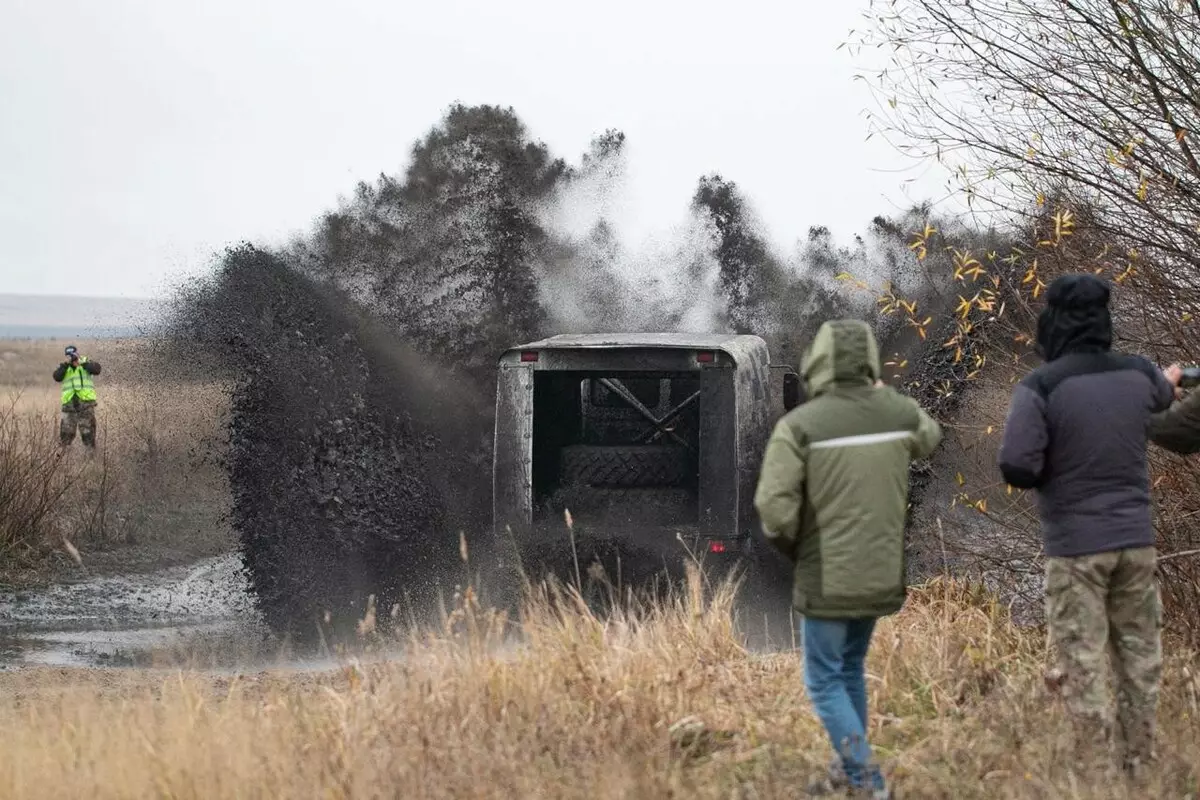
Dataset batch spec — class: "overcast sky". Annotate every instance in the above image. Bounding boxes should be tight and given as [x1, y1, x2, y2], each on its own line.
[0, 0, 943, 299]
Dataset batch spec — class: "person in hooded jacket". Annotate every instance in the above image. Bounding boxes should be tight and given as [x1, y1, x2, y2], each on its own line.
[998, 273, 1177, 777]
[754, 319, 942, 799]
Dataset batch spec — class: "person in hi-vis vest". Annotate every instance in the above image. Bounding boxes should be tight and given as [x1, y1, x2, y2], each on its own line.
[52, 344, 102, 448]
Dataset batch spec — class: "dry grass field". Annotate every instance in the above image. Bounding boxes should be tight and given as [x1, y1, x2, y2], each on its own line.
[0, 573, 1196, 799]
[2, 339, 1198, 799]
[0, 337, 233, 583]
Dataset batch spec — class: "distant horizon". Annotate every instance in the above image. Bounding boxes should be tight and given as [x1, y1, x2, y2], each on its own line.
[0, 293, 166, 337]
[1, 289, 163, 302]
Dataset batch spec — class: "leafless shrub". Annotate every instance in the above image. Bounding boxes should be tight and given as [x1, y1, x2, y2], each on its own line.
[0, 396, 77, 559]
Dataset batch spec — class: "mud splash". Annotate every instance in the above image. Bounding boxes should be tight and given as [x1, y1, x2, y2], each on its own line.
[154, 104, 1011, 645]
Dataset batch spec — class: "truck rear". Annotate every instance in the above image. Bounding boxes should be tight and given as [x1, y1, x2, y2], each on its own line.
[493, 334, 799, 568]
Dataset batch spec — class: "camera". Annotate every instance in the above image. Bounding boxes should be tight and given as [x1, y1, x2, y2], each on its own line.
[1179, 366, 1200, 389]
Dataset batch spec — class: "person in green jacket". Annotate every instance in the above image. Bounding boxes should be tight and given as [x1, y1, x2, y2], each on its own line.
[754, 319, 942, 799]
[53, 344, 102, 448]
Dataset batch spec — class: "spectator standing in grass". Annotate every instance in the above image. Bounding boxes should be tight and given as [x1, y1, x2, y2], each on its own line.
[754, 319, 942, 799]
[997, 273, 1176, 780]
[53, 344, 101, 448]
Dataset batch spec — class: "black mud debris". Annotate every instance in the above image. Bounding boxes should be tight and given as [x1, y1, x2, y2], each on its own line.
[152, 103, 1022, 649]
[168, 247, 499, 643]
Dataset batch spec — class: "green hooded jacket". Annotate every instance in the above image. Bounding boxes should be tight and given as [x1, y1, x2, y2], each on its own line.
[753, 320, 942, 618]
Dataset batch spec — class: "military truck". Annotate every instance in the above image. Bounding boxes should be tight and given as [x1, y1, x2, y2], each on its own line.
[492, 333, 802, 569]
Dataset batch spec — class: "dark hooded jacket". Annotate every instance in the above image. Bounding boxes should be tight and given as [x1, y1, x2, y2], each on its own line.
[998, 274, 1174, 557]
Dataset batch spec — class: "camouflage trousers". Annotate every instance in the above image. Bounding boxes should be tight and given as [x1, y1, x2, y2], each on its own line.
[60, 400, 97, 447]
[1044, 546, 1162, 771]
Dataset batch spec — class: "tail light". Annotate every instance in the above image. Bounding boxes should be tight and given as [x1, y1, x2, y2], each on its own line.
[696, 351, 715, 363]
[520, 351, 539, 363]
[708, 540, 727, 553]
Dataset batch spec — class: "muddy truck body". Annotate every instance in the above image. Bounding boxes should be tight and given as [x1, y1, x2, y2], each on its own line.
[492, 333, 802, 568]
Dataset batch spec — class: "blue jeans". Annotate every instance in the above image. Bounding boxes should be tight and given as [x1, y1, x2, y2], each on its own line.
[801, 615, 884, 791]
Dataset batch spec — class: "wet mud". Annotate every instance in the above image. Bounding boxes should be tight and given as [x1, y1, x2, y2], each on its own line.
[0, 554, 263, 669]
[0, 546, 797, 670]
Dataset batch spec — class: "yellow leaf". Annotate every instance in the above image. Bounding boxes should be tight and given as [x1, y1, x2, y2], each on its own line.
[1036, 192, 1045, 206]
[1007, 484, 1013, 496]
[956, 472, 965, 486]
[1176, 128, 1188, 143]
[1183, 312, 1193, 323]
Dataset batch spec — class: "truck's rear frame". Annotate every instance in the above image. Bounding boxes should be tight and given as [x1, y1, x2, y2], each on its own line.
[494, 334, 796, 559]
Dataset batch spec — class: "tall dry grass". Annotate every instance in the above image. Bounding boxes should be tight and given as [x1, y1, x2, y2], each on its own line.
[0, 570, 1196, 799]
[0, 397, 75, 558]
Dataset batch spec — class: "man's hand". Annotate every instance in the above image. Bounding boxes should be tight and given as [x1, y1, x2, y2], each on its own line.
[1165, 363, 1184, 399]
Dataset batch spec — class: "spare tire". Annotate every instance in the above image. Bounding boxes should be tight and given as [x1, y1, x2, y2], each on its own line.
[560, 444, 691, 488]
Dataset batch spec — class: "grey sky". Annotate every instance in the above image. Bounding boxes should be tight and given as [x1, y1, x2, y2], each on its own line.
[1, 0, 940, 299]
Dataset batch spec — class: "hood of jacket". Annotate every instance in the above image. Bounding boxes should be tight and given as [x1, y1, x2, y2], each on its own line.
[1036, 273, 1113, 361]
[802, 319, 881, 398]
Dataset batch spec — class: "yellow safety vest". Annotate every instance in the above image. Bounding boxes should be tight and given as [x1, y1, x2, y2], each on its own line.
[61, 360, 97, 405]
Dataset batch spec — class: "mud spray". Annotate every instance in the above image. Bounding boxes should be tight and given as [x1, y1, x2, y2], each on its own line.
[160, 104, 1002, 646]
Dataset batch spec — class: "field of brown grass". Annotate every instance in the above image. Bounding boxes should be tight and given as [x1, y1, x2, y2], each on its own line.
[2, 338, 1198, 799]
[0, 338, 233, 583]
[0, 573, 1196, 799]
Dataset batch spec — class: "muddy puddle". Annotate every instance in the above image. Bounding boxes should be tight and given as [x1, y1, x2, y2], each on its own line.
[0, 553, 278, 670]
[0, 550, 800, 671]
